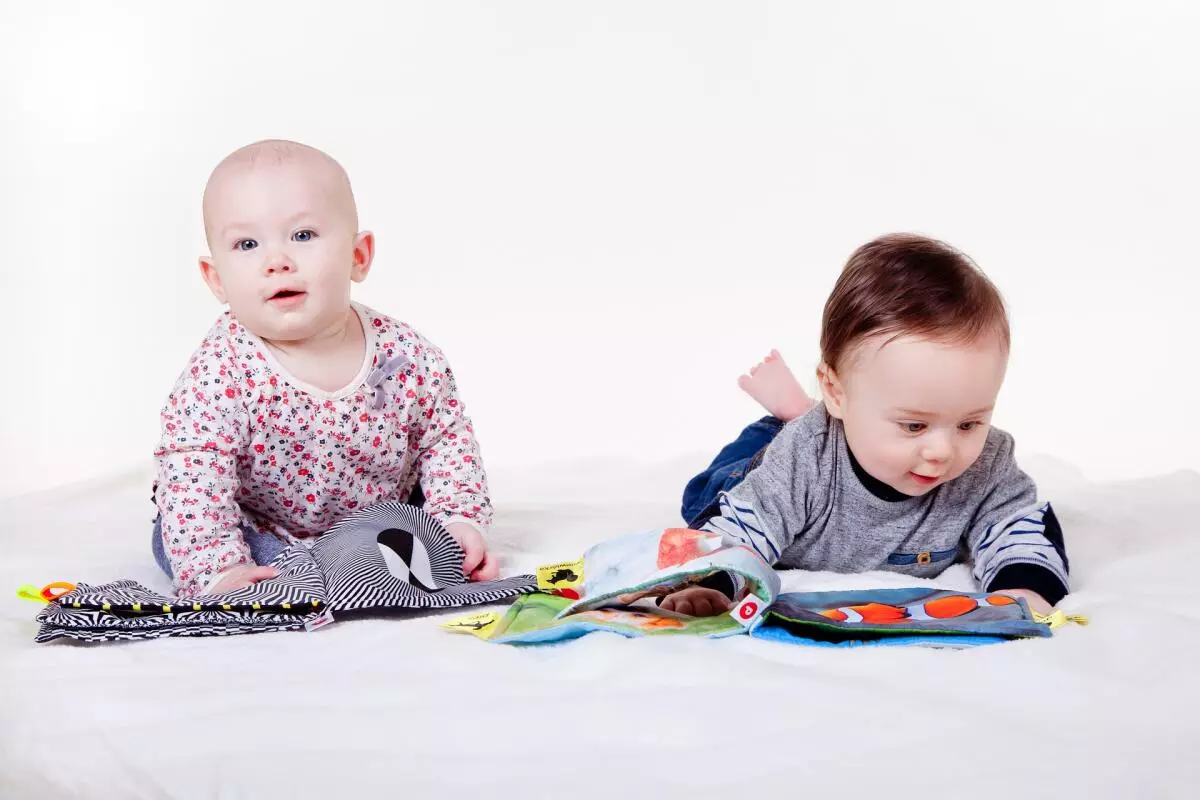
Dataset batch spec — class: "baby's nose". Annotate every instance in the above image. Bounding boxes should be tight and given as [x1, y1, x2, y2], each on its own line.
[263, 254, 294, 274]
[921, 433, 953, 463]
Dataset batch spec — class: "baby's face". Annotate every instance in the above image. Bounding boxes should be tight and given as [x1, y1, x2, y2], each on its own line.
[200, 155, 369, 344]
[833, 334, 1008, 497]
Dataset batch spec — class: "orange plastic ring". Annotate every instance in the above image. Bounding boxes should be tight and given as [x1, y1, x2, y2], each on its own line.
[40, 582, 77, 601]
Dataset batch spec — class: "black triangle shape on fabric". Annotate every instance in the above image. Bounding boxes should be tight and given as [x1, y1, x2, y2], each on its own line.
[377, 528, 439, 593]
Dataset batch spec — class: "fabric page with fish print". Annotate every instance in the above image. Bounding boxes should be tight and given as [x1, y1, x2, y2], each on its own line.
[550, 527, 781, 619]
[443, 527, 782, 644]
[751, 588, 1052, 649]
[446, 592, 750, 645]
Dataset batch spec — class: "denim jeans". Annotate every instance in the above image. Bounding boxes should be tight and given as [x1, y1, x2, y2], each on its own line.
[680, 416, 785, 528]
[150, 485, 426, 579]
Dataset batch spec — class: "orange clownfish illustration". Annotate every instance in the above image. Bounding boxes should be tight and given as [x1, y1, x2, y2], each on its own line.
[818, 593, 1017, 624]
[819, 602, 909, 624]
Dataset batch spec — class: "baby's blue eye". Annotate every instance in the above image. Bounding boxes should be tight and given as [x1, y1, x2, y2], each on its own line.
[293, 229, 316, 242]
[902, 422, 926, 433]
[959, 421, 981, 432]
[235, 239, 258, 252]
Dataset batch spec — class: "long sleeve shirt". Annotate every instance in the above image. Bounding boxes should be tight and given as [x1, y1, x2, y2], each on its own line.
[154, 303, 492, 595]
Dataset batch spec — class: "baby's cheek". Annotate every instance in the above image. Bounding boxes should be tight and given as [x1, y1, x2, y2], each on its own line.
[956, 437, 990, 473]
[848, 418, 900, 462]
[877, 438, 916, 468]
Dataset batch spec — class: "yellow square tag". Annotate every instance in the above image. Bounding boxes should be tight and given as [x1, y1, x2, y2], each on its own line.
[536, 558, 584, 592]
[441, 611, 502, 639]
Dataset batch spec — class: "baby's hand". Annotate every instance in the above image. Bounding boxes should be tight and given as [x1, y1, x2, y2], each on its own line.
[996, 588, 1053, 616]
[445, 523, 498, 582]
[207, 564, 279, 594]
[659, 586, 733, 617]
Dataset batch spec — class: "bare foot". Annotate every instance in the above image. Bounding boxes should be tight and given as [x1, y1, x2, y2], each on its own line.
[737, 349, 814, 422]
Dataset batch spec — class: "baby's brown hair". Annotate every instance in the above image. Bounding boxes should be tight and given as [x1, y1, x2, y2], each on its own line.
[820, 234, 1010, 373]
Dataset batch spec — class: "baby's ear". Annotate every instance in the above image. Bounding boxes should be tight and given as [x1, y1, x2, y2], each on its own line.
[816, 362, 846, 419]
[351, 231, 375, 282]
[198, 257, 227, 303]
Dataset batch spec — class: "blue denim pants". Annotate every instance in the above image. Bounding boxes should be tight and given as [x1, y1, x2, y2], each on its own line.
[680, 416, 784, 528]
[150, 515, 290, 579]
[151, 485, 426, 579]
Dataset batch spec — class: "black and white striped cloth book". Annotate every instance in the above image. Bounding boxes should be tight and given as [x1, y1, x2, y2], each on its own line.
[34, 503, 537, 643]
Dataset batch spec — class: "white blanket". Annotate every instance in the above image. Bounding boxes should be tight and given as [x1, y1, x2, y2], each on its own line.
[2, 456, 1198, 798]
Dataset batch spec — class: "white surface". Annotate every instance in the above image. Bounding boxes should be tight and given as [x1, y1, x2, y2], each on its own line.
[2, 456, 1198, 798]
[3, 1, 1200, 499]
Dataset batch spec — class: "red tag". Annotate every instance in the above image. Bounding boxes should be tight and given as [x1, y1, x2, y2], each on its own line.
[305, 608, 335, 632]
[731, 595, 764, 627]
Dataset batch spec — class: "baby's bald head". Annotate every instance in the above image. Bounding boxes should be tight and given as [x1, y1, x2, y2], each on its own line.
[202, 139, 359, 245]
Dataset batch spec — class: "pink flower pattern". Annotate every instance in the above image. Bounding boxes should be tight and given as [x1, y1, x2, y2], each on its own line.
[154, 304, 491, 595]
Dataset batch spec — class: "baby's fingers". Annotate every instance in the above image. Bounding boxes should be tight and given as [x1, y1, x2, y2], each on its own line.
[460, 536, 485, 577]
[469, 552, 499, 582]
[661, 588, 730, 617]
[665, 597, 695, 615]
[697, 592, 733, 616]
[245, 566, 279, 584]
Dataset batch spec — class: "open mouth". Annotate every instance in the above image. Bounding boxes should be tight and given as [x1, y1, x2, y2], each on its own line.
[910, 473, 940, 485]
[269, 289, 306, 301]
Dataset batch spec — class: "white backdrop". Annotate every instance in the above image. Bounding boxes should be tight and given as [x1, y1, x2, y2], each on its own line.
[1, 1, 1197, 500]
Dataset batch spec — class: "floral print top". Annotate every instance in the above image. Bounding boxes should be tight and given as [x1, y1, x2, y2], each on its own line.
[154, 303, 491, 595]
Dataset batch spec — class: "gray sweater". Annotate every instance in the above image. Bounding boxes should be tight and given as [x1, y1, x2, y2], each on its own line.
[700, 406, 1069, 603]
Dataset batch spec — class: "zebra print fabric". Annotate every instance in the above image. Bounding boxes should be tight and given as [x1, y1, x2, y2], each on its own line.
[314, 502, 537, 612]
[57, 545, 326, 614]
[35, 597, 310, 642]
[34, 503, 536, 643]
